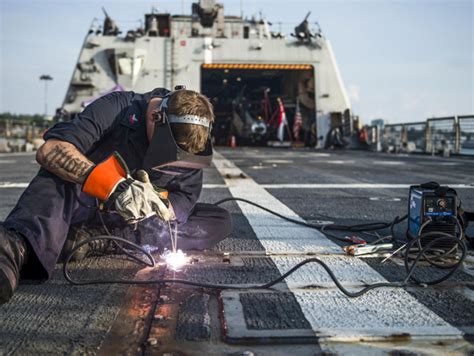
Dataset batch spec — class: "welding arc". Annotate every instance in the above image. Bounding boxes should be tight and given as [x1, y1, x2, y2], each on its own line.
[62, 234, 466, 297]
[62, 196, 466, 297]
[62, 236, 401, 296]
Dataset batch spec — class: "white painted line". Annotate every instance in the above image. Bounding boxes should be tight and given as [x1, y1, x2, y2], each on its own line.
[11, 182, 473, 191]
[0, 152, 35, 157]
[0, 160, 16, 164]
[202, 184, 227, 189]
[213, 152, 339, 254]
[292, 290, 461, 341]
[249, 165, 272, 170]
[270, 256, 386, 288]
[260, 183, 474, 189]
[213, 151, 462, 341]
[420, 161, 460, 166]
[0, 182, 29, 188]
[369, 197, 402, 201]
[0, 182, 228, 189]
[326, 160, 355, 164]
[264, 159, 294, 164]
[372, 161, 405, 165]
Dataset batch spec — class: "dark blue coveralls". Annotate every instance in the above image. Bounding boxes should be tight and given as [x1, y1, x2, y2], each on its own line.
[3, 88, 232, 280]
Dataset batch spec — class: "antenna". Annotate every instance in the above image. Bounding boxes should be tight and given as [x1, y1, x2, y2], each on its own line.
[101, 7, 109, 18]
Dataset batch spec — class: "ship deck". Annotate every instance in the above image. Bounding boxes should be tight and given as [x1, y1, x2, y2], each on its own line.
[0, 148, 473, 355]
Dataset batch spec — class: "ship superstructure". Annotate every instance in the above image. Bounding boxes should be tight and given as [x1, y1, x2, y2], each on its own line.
[60, 1, 353, 147]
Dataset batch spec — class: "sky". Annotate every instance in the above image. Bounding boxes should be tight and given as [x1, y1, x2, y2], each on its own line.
[0, 0, 472, 124]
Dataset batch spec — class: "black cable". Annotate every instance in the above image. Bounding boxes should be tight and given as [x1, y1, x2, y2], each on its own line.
[404, 235, 466, 285]
[63, 197, 465, 297]
[63, 229, 466, 297]
[214, 197, 407, 238]
[96, 209, 153, 266]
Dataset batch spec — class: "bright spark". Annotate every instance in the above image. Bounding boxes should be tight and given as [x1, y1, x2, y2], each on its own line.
[161, 249, 189, 271]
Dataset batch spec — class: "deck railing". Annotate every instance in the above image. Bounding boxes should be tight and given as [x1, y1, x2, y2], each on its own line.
[459, 115, 474, 156]
[373, 115, 473, 156]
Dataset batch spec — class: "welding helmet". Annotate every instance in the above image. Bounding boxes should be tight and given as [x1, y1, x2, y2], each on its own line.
[143, 86, 213, 172]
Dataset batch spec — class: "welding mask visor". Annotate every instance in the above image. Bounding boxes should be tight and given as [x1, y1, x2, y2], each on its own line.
[143, 95, 213, 172]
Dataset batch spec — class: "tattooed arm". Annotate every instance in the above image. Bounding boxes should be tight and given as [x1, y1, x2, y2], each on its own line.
[36, 139, 94, 184]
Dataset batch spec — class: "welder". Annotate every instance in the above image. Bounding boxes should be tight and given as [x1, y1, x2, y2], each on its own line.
[0, 87, 232, 304]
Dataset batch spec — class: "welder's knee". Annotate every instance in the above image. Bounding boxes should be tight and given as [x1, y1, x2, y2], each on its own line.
[197, 206, 232, 248]
[181, 204, 232, 250]
[212, 206, 232, 241]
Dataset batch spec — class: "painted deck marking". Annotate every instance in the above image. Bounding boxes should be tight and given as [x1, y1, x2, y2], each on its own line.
[206, 183, 474, 189]
[3, 182, 472, 190]
[213, 151, 462, 341]
[261, 183, 474, 189]
[0, 182, 29, 188]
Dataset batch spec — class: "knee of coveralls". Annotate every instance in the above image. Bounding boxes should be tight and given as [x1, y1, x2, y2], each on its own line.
[2, 169, 94, 280]
[177, 203, 233, 251]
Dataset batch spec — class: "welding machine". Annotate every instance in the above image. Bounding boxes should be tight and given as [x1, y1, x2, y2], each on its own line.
[407, 182, 461, 249]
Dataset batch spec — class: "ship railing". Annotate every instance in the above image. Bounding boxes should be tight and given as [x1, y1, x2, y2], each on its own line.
[382, 124, 404, 153]
[405, 121, 427, 153]
[372, 115, 473, 156]
[426, 116, 457, 155]
[459, 115, 474, 156]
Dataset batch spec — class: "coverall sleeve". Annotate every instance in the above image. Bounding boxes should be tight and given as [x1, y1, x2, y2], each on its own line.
[166, 169, 203, 223]
[43, 92, 130, 154]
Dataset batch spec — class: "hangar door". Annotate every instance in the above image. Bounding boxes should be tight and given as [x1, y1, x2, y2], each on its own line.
[201, 64, 316, 146]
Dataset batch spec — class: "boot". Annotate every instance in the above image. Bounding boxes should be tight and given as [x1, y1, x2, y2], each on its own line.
[0, 226, 28, 304]
[60, 225, 117, 262]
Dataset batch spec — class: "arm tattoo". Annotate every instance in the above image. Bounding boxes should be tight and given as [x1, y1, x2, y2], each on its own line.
[43, 145, 92, 180]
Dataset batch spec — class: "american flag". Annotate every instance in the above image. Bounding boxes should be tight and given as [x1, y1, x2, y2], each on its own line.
[292, 98, 303, 142]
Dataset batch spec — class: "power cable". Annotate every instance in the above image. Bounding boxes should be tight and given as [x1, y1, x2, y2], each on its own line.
[63, 197, 466, 297]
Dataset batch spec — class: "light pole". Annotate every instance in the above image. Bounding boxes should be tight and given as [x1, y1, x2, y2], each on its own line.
[39, 74, 53, 117]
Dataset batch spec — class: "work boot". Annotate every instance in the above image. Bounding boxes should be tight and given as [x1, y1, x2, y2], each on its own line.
[60, 225, 117, 262]
[0, 226, 28, 304]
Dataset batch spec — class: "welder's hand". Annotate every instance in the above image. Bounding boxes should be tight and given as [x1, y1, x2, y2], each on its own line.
[114, 175, 172, 223]
[82, 152, 171, 223]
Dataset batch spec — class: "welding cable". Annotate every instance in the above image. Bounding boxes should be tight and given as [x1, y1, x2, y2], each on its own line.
[213, 197, 407, 242]
[62, 237, 401, 296]
[63, 196, 465, 297]
[70, 187, 152, 266]
[411, 218, 464, 270]
[96, 208, 155, 266]
[62, 232, 466, 297]
[403, 234, 467, 285]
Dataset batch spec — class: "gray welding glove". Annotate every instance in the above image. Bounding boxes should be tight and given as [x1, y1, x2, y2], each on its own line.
[112, 171, 172, 224]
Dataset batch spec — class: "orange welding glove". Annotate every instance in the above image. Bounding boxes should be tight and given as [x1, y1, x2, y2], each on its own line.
[83, 152, 172, 223]
[82, 152, 128, 201]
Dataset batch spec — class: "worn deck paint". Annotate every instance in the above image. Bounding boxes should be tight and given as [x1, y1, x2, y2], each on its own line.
[213, 151, 464, 345]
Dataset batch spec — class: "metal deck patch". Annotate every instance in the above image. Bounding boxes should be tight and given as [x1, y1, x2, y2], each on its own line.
[221, 291, 317, 344]
[214, 151, 465, 347]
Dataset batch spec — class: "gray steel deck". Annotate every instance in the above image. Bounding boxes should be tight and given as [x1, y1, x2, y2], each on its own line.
[0, 148, 473, 354]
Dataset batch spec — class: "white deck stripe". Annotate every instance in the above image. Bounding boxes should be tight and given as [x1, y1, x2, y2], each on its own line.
[0, 183, 29, 188]
[207, 183, 474, 189]
[261, 183, 474, 189]
[213, 151, 462, 342]
[2, 182, 472, 190]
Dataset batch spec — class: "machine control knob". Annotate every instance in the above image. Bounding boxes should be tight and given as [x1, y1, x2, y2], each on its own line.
[437, 199, 447, 209]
